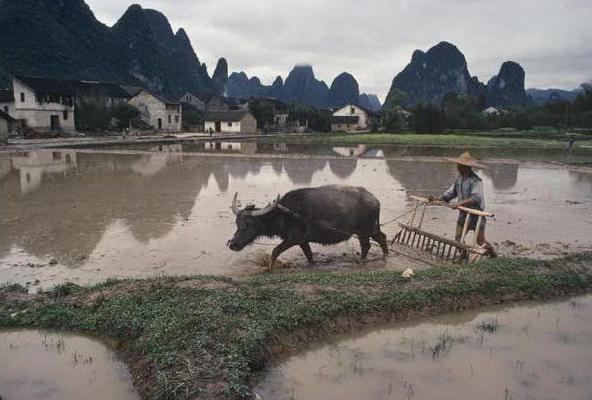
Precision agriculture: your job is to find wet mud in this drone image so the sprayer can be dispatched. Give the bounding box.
[0,145,591,289]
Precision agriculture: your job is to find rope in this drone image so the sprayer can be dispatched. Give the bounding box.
[380,209,415,227]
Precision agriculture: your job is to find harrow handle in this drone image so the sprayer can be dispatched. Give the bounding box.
[408,195,494,218]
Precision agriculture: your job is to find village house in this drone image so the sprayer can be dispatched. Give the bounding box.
[6,76,76,133]
[179,92,205,111]
[128,90,182,132]
[71,81,131,107]
[204,110,257,134]
[331,103,381,132]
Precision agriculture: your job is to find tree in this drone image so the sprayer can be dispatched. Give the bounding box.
[411,103,445,133]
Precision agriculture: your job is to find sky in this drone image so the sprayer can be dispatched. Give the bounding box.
[87,0,592,101]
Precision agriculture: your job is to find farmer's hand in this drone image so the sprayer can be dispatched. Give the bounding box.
[450,202,459,209]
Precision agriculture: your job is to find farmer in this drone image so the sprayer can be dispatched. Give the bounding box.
[429,151,494,253]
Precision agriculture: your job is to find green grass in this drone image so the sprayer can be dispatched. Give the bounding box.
[263,131,592,148]
[1,253,591,399]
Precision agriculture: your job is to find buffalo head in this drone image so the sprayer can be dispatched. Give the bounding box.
[228,192,283,251]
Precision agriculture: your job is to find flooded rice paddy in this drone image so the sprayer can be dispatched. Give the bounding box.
[0,329,139,400]
[254,295,592,400]
[0,143,591,289]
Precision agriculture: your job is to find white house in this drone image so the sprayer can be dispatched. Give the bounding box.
[179,92,205,111]
[7,76,76,133]
[482,107,500,116]
[331,103,381,132]
[128,90,182,132]
[204,110,257,134]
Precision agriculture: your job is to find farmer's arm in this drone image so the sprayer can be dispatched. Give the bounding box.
[437,181,457,203]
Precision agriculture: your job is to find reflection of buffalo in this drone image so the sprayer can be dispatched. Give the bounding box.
[482,163,519,190]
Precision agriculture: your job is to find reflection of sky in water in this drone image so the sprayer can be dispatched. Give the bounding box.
[0,330,139,400]
[0,148,591,287]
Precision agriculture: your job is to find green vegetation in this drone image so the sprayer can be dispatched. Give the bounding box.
[387,84,592,134]
[1,253,591,400]
[75,102,139,132]
[261,130,590,148]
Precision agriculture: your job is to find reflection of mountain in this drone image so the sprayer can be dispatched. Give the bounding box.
[482,163,519,190]
[328,158,358,179]
[283,158,327,184]
[383,149,457,194]
[0,152,226,265]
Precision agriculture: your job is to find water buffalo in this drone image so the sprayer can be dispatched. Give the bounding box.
[228,185,389,267]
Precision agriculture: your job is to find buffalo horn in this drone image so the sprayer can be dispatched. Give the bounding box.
[250,195,280,217]
[231,192,240,215]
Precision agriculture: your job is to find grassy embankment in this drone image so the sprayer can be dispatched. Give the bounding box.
[1,252,592,400]
[262,130,592,148]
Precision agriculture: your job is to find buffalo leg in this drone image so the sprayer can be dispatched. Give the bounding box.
[371,230,388,258]
[358,235,371,260]
[300,242,314,264]
[270,240,295,269]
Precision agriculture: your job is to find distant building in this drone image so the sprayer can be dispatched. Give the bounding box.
[8,76,76,133]
[331,103,381,132]
[482,107,500,116]
[179,92,205,111]
[70,81,131,107]
[128,90,182,132]
[204,110,257,134]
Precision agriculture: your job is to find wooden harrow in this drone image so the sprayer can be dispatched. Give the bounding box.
[392,195,494,264]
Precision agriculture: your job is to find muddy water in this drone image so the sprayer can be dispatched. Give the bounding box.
[0,146,591,289]
[0,329,139,400]
[254,295,592,400]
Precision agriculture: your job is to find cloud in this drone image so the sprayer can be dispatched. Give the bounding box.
[87,0,592,101]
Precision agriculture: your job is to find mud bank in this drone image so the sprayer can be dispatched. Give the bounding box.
[1,253,591,400]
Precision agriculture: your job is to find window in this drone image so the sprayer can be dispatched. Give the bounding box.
[350,107,355,114]
[52,152,62,160]
[175,115,179,123]
[20,92,25,102]
[168,115,172,124]
[3,106,7,113]
[227,122,232,127]
[63,110,68,120]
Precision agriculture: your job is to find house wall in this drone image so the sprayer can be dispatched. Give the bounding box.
[331,122,358,132]
[333,105,369,129]
[128,92,182,132]
[240,113,257,133]
[204,120,241,133]
[10,79,75,132]
[180,93,205,111]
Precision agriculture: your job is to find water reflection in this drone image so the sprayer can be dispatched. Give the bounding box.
[255,295,592,400]
[1,148,590,288]
[0,329,139,400]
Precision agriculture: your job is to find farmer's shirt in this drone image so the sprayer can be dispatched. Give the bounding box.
[441,171,485,211]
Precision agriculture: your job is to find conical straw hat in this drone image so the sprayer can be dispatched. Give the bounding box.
[445,151,487,169]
